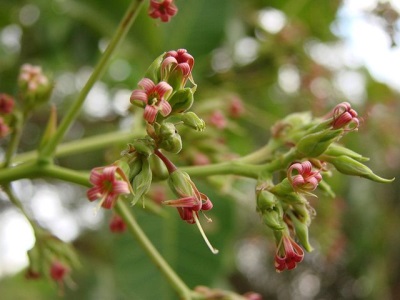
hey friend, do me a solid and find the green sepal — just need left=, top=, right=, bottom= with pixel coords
left=168, top=88, right=194, bottom=113
left=287, top=210, right=313, bottom=252
left=256, top=190, right=285, bottom=230
left=165, top=111, right=205, bottom=131
left=168, top=169, right=194, bottom=198
left=157, top=122, right=182, bottom=154
left=144, top=52, right=165, bottom=83
left=130, top=138, right=155, bottom=157
left=324, top=143, right=370, bottom=162
left=131, top=158, right=152, bottom=206
left=296, top=129, right=343, bottom=158
left=150, top=154, right=169, bottom=181
left=326, top=155, right=395, bottom=183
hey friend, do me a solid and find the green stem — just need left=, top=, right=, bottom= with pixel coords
left=114, top=201, right=192, bottom=300
left=237, top=139, right=280, bottom=164
left=12, top=130, right=141, bottom=164
left=41, top=164, right=90, bottom=187
left=2, top=111, right=24, bottom=168
left=39, top=0, right=145, bottom=159
left=154, top=149, right=177, bottom=173
left=181, top=161, right=262, bottom=179
left=2, top=184, right=41, bottom=232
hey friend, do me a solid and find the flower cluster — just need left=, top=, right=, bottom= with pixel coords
left=17, top=64, right=52, bottom=112
left=87, top=49, right=217, bottom=252
left=255, top=102, right=393, bottom=272
left=25, top=233, right=79, bottom=294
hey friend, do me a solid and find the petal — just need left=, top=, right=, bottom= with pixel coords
left=103, top=165, right=118, bottom=180
left=177, top=63, right=191, bottom=77
left=144, top=105, right=158, bottom=123
left=155, top=81, right=172, bottom=98
left=300, top=161, right=313, bottom=174
left=291, top=175, right=305, bottom=187
left=89, top=169, right=103, bottom=185
left=87, top=187, right=102, bottom=201
left=138, top=78, right=155, bottom=92
left=163, top=196, right=199, bottom=208
left=130, top=90, right=148, bottom=103
left=102, top=193, right=116, bottom=209
left=159, top=99, right=172, bottom=117
left=113, top=181, right=130, bottom=194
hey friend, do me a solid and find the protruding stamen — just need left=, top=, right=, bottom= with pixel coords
left=193, top=213, right=219, bottom=254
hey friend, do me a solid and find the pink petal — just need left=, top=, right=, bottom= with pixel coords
left=163, top=196, right=199, bottom=208
left=144, top=105, right=158, bottom=123
left=138, top=78, right=156, bottom=92
left=300, top=161, right=313, bottom=174
left=159, top=99, right=172, bottom=117
left=130, top=90, right=148, bottom=103
left=87, top=187, right=102, bottom=201
left=113, top=181, right=130, bottom=194
left=155, top=81, right=172, bottom=98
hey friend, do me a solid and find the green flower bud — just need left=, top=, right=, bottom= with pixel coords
left=166, top=112, right=205, bottom=131
left=325, top=155, right=394, bottom=183
left=18, top=64, right=53, bottom=112
left=296, top=129, right=343, bottom=158
left=150, top=154, right=169, bottom=180
left=130, top=138, right=155, bottom=157
left=324, top=143, right=369, bottom=162
left=168, top=88, right=194, bottom=113
left=144, top=52, right=165, bottom=83
left=270, top=179, right=309, bottom=204
left=287, top=211, right=313, bottom=252
left=168, top=169, right=194, bottom=198
left=157, top=122, right=182, bottom=154
left=257, top=190, right=285, bottom=230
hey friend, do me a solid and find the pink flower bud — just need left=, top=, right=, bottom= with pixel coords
left=109, top=215, right=126, bottom=233
left=287, top=161, right=322, bottom=193
left=209, top=110, right=227, bottom=129
left=0, top=93, right=15, bottom=114
left=332, top=102, right=359, bottom=130
left=148, top=0, right=178, bottom=22
left=50, top=261, right=69, bottom=282
left=229, top=96, right=245, bottom=118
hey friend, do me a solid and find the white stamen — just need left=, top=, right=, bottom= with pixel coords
left=93, top=195, right=106, bottom=215
left=193, top=213, right=219, bottom=254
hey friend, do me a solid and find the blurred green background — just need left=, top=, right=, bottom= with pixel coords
left=0, top=0, right=399, bottom=299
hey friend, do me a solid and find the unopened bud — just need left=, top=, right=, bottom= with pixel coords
left=325, top=155, right=394, bottom=183
left=257, top=190, right=284, bottom=230
left=18, top=64, right=52, bottom=111
left=324, top=143, right=369, bottom=162
left=288, top=211, right=313, bottom=252
left=168, top=169, right=194, bottom=198
left=296, top=129, right=343, bottom=158
left=157, top=122, right=182, bottom=154
left=166, top=111, right=205, bottom=131
left=168, top=88, right=194, bottom=113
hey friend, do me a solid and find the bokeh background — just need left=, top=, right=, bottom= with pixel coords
left=0, top=0, right=399, bottom=299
